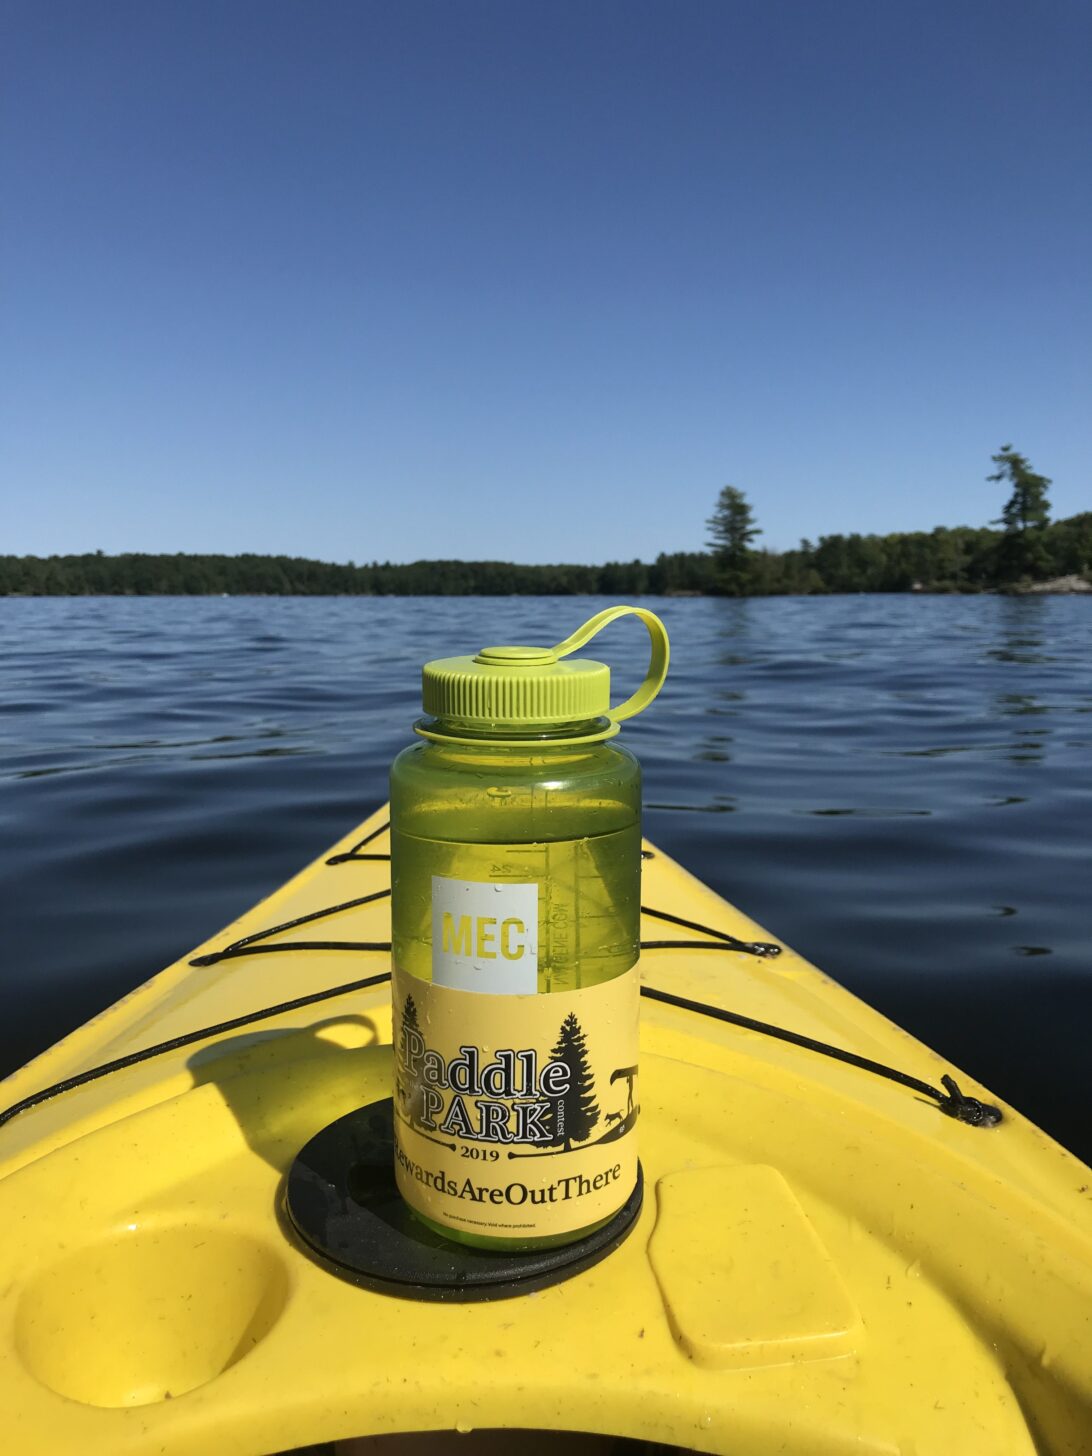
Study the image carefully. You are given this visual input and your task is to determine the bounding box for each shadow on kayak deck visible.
[186,1014,386,1172]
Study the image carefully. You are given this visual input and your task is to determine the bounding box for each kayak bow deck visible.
[1,804,1090,1454]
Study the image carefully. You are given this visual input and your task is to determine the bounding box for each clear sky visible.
[3,0,1089,562]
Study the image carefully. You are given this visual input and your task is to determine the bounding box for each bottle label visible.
[430,875,539,994]
[392,961,640,1238]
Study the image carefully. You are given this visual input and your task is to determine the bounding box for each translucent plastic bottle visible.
[390,606,669,1249]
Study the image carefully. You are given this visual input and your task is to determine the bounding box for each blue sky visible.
[3,1,1089,562]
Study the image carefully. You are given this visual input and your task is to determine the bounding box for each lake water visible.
[1,594,1089,1163]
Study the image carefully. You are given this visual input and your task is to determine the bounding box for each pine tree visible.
[396,994,420,1114]
[988,445,1052,582]
[706,485,761,594]
[543,1013,599,1151]
[401,993,419,1042]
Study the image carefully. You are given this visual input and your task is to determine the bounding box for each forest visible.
[4,450,1088,598]
[1,513,1086,598]
[4,515,1089,598]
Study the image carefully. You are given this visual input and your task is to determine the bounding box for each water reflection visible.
[801,807,931,818]
[711,597,753,641]
[694,737,733,763]
[997,694,1049,716]
[985,596,1055,666]
[985,601,1063,764]
[703,694,745,716]
[645,799,737,814]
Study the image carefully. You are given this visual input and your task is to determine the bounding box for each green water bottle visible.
[390,605,670,1249]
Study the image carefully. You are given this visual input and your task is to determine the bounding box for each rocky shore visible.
[1008,574,1092,595]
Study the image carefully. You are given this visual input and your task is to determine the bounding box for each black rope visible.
[0,945,1000,1132]
[326,821,391,865]
[0,974,392,1132]
[638,985,1001,1126]
[192,894,781,970]
[190,889,391,967]
[642,940,777,953]
[641,903,781,958]
[194,941,394,962]
[0,825,998,1133]
[318,824,776,954]
[170,880,995,1128]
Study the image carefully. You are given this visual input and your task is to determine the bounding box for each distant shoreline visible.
[2,526,1089,599]
[4,578,1090,598]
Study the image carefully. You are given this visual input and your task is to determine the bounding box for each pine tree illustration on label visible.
[543,1013,598,1150]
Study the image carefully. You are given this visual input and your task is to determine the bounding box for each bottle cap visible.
[420,605,670,732]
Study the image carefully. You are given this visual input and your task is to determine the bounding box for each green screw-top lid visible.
[420,605,670,733]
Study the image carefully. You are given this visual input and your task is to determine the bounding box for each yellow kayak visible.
[1,804,1090,1454]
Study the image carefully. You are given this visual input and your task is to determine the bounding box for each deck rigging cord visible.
[0,825,1001,1132]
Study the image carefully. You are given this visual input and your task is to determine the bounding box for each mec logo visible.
[441,912,529,961]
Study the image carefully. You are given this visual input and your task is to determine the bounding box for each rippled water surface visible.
[2,594,1089,1161]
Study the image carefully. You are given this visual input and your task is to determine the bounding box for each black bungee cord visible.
[0,827,1001,1133]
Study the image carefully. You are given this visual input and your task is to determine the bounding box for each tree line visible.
[699,445,1086,594]
[0,551,665,597]
[4,448,1087,597]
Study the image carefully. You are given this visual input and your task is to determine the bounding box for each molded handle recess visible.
[551,606,670,723]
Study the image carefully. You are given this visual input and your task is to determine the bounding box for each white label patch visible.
[431,876,538,994]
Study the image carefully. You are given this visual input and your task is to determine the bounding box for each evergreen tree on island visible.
[544,1013,600,1151]
[706,485,761,595]
[989,445,1052,582]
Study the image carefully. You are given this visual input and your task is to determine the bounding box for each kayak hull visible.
[1,805,1089,1454]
